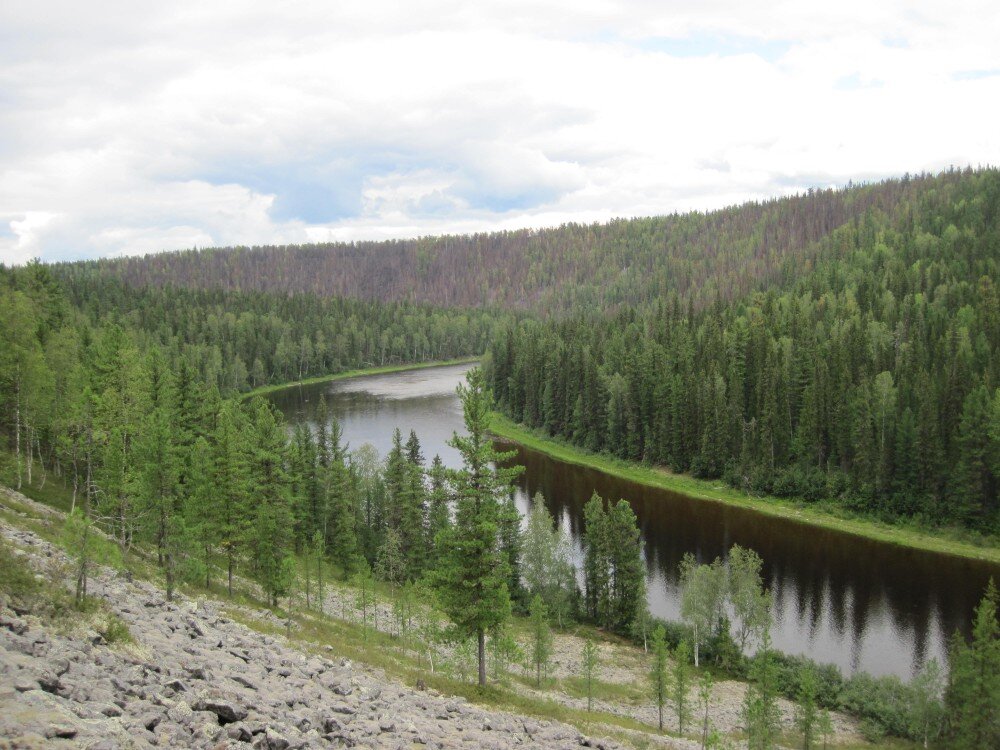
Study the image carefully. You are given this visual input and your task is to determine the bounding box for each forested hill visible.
[51,170,984,315]
[488,168,1000,529]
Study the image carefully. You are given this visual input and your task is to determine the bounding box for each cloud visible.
[1,1,999,263]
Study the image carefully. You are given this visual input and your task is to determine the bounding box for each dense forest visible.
[487,169,1000,529]
[2,186,1000,745]
[50,172,973,315]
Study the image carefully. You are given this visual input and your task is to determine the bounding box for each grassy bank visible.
[239,356,481,400]
[488,413,1000,566]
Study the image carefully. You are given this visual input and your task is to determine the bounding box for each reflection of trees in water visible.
[273,377,998,680]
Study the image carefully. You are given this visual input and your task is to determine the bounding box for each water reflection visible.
[265,363,999,679]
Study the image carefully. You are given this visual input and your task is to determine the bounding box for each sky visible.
[1,1,999,265]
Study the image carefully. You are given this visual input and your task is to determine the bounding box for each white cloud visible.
[1,1,999,263]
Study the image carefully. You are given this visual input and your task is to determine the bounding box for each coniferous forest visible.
[2,168,999,747]
[487,169,1000,530]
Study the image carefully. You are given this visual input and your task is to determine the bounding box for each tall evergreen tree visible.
[945,579,1000,748]
[433,367,524,686]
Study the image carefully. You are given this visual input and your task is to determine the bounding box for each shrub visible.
[99,614,134,645]
[0,537,40,600]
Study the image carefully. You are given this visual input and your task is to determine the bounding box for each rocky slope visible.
[0,492,624,750]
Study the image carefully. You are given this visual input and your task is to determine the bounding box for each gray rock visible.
[192,696,248,723]
[44,722,79,739]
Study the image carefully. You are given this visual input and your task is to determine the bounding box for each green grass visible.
[488,413,1000,566]
[228,603,670,742]
[239,356,481,400]
[0,462,76,513]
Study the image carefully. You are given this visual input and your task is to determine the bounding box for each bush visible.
[99,614,134,645]
[839,671,912,738]
[0,537,41,601]
[769,652,845,708]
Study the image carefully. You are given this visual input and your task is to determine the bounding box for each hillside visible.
[488,168,1000,529]
[0,489,625,749]
[49,170,984,315]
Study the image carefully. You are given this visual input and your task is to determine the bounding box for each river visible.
[264,362,999,679]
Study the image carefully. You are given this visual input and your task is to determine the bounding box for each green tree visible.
[522,495,576,627]
[630,605,653,653]
[672,639,693,734]
[649,624,669,731]
[210,401,251,596]
[488,625,522,685]
[698,671,715,750]
[945,579,1000,748]
[909,658,944,749]
[433,367,523,686]
[581,634,599,712]
[529,595,553,686]
[795,665,819,749]
[246,397,294,605]
[352,563,376,630]
[727,544,773,656]
[679,553,727,667]
[61,509,119,605]
[742,631,781,750]
[376,527,405,593]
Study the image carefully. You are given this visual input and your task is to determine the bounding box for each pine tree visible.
[246,397,293,606]
[672,639,692,734]
[698,671,715,750]
[210,401,251,596]
[583,492,610,623]
[426,454,451,565]
[529,594,553,686]
[795,665,819,749]
[742,631,781,750]
[433,367,523,686]
[649,624,669,731]
[326,421,361,579]
[606,498,646,632]
[945,579,1000,748]
[954,385,997,524]
[400,429,428,579]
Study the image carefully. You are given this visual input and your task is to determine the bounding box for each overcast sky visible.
[1,1,998,265]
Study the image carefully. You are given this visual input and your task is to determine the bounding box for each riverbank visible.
[488,413,1000,567]
[239,356,481,400]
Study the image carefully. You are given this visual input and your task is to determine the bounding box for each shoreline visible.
[488,413,1000,567]
[242,363,1000,567]
[239,356,481,400]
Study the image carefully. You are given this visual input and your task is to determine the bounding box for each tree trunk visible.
[14,369,22,490]
[165,551,174,601]
[478,628,487,687]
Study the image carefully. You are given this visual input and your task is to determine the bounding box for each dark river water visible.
[265,363,999,679]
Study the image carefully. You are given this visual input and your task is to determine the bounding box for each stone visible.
[44,722,79,739]
[231,674,258,690]
[193,697,248,724]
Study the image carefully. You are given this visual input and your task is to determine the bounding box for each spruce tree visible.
[742,631,781,750]
[795,665,819,749]
[246,397,293,606]
[432,367,523,686]
[529,594,553,686]
[649,624,669,731]
[945,579,1000,748]
[672,639,692,734]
